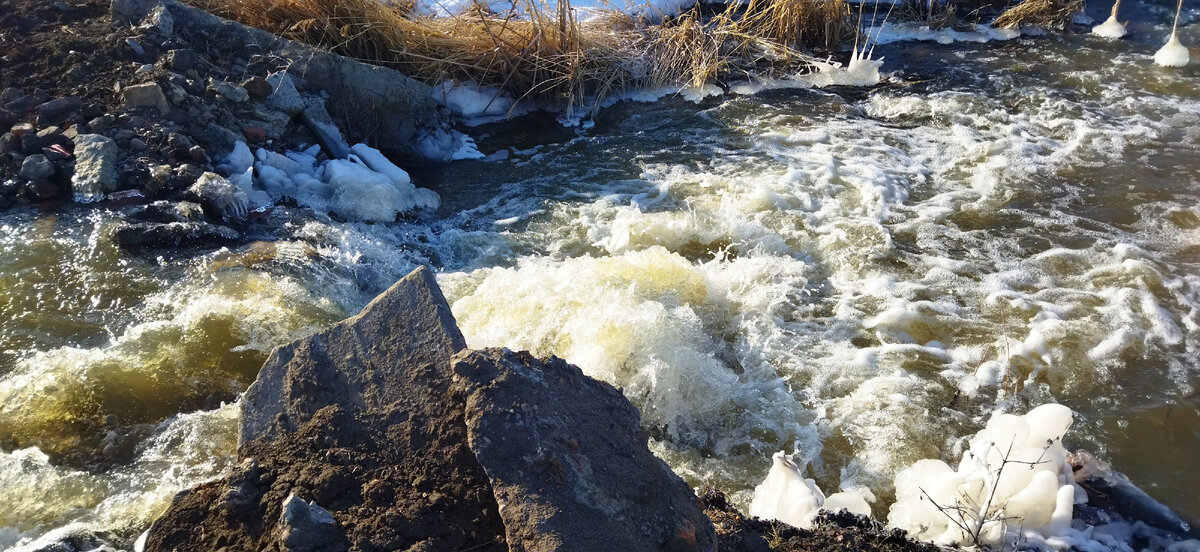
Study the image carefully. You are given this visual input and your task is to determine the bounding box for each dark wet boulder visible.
[111,220,239,249]
[454,347,719,552]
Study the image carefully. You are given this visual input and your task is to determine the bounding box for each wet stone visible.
[88,114,115,133]
[36,97,82,125]
[0,87,23,104]
[19,154,55,180]
[166,49,198,72]
[241,77,272,100]
[25,179,58,201]
[5,95,39,115]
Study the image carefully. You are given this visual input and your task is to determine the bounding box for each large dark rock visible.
[454,348,719,552]
[146,267,717,552]
[111,220,239,249]
[238,265,469,454]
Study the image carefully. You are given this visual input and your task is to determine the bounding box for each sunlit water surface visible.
[1,2,1198,548]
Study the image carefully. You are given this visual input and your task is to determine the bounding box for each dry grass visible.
[194,0,851,112]
[991,0,1081,28]
[890,0,960,30]
[720,0,853,52]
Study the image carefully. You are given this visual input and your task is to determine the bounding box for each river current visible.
[1,1,1198,548]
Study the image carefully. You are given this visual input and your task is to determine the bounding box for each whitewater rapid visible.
[1,4,1199,549]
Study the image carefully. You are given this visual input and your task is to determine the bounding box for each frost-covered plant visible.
[887,404,1078,549]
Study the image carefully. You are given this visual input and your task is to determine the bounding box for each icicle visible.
[1091,0,1127,38]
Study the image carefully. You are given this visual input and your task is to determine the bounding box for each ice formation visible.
[1091,0,1127,38]
[749,451,872,529]
[806,48,884,88]
[220,141,440,222]
[887,404,1079,548]
[1155,0,1190,67]
[1154,33,1190,67]
[433,81,514,119]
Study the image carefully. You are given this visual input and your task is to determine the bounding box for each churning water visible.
[1,1,1198,548]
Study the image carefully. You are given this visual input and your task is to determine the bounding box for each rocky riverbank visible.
[0,0,455,250]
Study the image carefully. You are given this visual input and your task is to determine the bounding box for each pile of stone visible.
[0,0,455,249]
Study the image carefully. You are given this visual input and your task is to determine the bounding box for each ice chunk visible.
[433,81,514,118]
[256,148,302,176]
[1091,15,1127,38]
[750,451,825,528]
[349,143,411,188]
[324,157,404,222]
[1154,33,1190,67]
[806,49,883,88]
[226,141,253,174]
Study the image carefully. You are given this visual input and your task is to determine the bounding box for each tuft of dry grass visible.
[722,0,852,52]
[194,0,851,112]
[991,0,1081,28]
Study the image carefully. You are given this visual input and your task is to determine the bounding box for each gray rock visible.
[36,97,82,125]
[143,3,174,35]
[19,154,55,180]
[110,0,157,24]
[122,83,170,113]
[164,84,188,105]
[0,107,16,129]
[129,138,148,151]
[1,87,22,104]
[134,2,440,155]
[251,109,292,140]
[241,77,272,99]
[71,134,119,199]
[210,80,249,103]
[112,129,137,145]
[300,98,350,159]
[188,145,209,163]
[125,37,146,58]
[0,132,18,155]
[6,95,38,114]
[187,172,249,222]
[165,49,198,72]
[88,114,115,133]
[203,122,241,154]
[453,348,718,552]
[278,494,346,552]
[266,72,305,116]
[239,265,467,453]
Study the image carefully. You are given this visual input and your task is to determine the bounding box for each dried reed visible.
[991,0,1081,28]
[194,0,851,111]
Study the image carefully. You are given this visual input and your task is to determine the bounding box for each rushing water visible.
[2,1,1199,549]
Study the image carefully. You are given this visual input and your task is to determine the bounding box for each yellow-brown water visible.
[2,3,1199,548]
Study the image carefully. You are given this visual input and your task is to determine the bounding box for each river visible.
[0,1,1197,548]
